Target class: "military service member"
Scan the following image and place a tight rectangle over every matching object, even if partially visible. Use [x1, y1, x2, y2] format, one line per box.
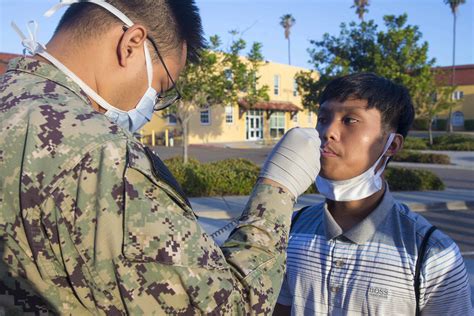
[0, 0, 320, 314]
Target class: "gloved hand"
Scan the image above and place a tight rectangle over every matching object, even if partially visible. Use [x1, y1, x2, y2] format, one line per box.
[260, 127, 321, 199]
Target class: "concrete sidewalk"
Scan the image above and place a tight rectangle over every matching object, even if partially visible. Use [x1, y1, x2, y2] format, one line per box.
[190, 188, 474, 219]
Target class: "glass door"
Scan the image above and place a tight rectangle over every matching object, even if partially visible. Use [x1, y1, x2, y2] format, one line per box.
[246, 110, 264, 140]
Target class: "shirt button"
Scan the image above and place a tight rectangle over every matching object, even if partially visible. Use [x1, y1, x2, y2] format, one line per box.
[335, 260, 345, 268]
[330, 286, 339, 293]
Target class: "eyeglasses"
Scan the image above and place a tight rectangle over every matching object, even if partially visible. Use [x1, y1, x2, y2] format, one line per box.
[122, 26, 182, 111]
[146, 35, 182, 111]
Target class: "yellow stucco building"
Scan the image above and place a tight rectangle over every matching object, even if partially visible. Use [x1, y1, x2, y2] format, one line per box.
[434, 64, 474, 130]
[141, 60, 317, 145]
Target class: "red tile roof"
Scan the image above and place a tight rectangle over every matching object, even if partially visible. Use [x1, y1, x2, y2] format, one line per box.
[434, 64, 474, 86]
[0, 52, 22, 74]
[238, 99, 301, 112]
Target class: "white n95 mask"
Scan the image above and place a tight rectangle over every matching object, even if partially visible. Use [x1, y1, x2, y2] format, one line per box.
[315, 133, 396, 201]
[12, 0, 158, 134]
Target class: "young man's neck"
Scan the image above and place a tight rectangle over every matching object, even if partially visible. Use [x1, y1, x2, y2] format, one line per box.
[326, 184, 386, 232]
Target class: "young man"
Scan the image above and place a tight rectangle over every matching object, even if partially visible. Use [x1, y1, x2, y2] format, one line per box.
[0, 0, 321, 314]
[275, 73, 473, 315]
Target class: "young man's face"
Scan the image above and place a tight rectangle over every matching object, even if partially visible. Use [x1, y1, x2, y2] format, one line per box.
[316, 98, 388, 181]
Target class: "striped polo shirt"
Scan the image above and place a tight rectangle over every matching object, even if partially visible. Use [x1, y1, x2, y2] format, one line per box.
[277, 188, 473, 315]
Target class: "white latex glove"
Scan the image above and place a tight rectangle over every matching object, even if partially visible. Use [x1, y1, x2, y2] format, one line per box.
[260, 127, 321, 198]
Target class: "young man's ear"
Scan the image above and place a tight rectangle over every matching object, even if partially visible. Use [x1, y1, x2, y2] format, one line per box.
[385, 134, 404, 158]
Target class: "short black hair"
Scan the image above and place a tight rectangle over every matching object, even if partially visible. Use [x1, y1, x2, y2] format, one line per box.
[55, 0, 205, 63]
[319, 73, 415, 138]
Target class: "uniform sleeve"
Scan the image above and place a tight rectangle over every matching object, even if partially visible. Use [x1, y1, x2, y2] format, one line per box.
[45, 140, 294, 315]
[421, 239, 473, 315]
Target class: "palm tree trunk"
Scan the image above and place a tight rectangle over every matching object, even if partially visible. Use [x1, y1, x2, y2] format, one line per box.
[288, 37, 291, 65]
[448, 12, 457, 133]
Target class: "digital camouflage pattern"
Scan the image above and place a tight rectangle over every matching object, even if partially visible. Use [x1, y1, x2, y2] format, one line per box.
[0, 57, 295, 315]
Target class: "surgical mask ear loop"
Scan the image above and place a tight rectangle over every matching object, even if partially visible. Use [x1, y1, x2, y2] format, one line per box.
[374, 133, 396, 178]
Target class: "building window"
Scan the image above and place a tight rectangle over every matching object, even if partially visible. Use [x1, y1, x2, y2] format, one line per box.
[292, 112, 298, 123]
[200, 106, 211, 125]
[225, 105, 234, 124]
[453, 90, 464, 100]
[270, 111, 286, 138]
[293, 79, 298, 97]
[274, 75, 280, 95]
[167, 113, 177, 125]
[224, 69, 233, 82]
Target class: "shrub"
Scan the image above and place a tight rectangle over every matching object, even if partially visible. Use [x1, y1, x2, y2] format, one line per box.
[164, 158, 259, 197]
[385, 168, 445, 191]
[465, 120, 474, 131]
[431, 134, 474, 151]
[403, 137, 428, 150]
[393, 150, 450, 164]
[164, 158, 445, 196]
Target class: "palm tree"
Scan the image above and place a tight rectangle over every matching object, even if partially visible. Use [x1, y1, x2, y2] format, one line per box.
[352, 0, 369, 21]
[444, 0, 466, 132]
[280, 14, 296, 65]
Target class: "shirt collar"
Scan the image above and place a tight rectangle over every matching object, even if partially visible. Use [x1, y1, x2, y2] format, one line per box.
[323, 186, 395, 244]
[6, 56, 92, 106]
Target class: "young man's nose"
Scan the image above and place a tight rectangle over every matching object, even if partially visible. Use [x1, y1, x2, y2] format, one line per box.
[319, 121, 340, 142]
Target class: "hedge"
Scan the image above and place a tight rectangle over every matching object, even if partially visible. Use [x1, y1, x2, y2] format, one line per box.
[465, 120, 474, 131]
[403, 137, 429, 150]
[164, 157, 260, 197]
[404, 135, 474, 151]
[434, 119, 447, 131]
[432, 134, 474, 151]
[385, 168, 445, 191]
[164, 158, 445, 197]
[393, 150, 451, 164]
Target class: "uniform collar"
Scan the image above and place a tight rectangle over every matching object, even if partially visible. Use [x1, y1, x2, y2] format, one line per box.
[323, 186, 395, 244]
[6, 56, 92, 106]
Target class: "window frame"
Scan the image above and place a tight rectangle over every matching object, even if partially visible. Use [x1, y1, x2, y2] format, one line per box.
[200, 106, 211, 125]
[274, 74, 280, 96]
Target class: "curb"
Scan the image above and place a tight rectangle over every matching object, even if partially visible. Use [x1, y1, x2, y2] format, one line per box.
[407, 200, 474, 212]
[391, 162, 474, 170]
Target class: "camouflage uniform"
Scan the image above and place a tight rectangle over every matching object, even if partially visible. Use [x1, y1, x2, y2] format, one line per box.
[0, 57, 294, 315]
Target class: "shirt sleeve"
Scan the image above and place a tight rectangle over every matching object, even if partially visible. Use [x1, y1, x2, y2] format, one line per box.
[421, 237, 473, 315]
[44, 139, 294, 314]
[277, 272, 293, 306]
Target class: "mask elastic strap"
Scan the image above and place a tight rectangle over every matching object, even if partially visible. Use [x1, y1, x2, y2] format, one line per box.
[12, 20, 128, 114]
[11, 21, 46, 56]
[44, 0, 154, 101]
[144, 42, 153, 87]
[374, 133, 396, 178]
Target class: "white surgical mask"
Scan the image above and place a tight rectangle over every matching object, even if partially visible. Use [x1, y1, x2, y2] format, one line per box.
[12, 0, 158, 133]
[315, 133, 396, 201]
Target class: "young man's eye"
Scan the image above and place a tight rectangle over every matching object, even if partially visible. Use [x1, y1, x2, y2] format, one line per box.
[342, 117, 358, 125]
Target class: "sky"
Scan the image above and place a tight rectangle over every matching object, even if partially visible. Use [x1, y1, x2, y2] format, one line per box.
[0, 0, 473, 69]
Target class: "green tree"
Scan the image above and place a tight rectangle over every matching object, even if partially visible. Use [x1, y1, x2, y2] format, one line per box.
[444, 0, 466, 132]
[280, 14, 296, 65]
[413, 73, 457, 145]
[164, 34, 269, 163]
[296, 14, 436, 116]
[352, 0, 369, 21]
